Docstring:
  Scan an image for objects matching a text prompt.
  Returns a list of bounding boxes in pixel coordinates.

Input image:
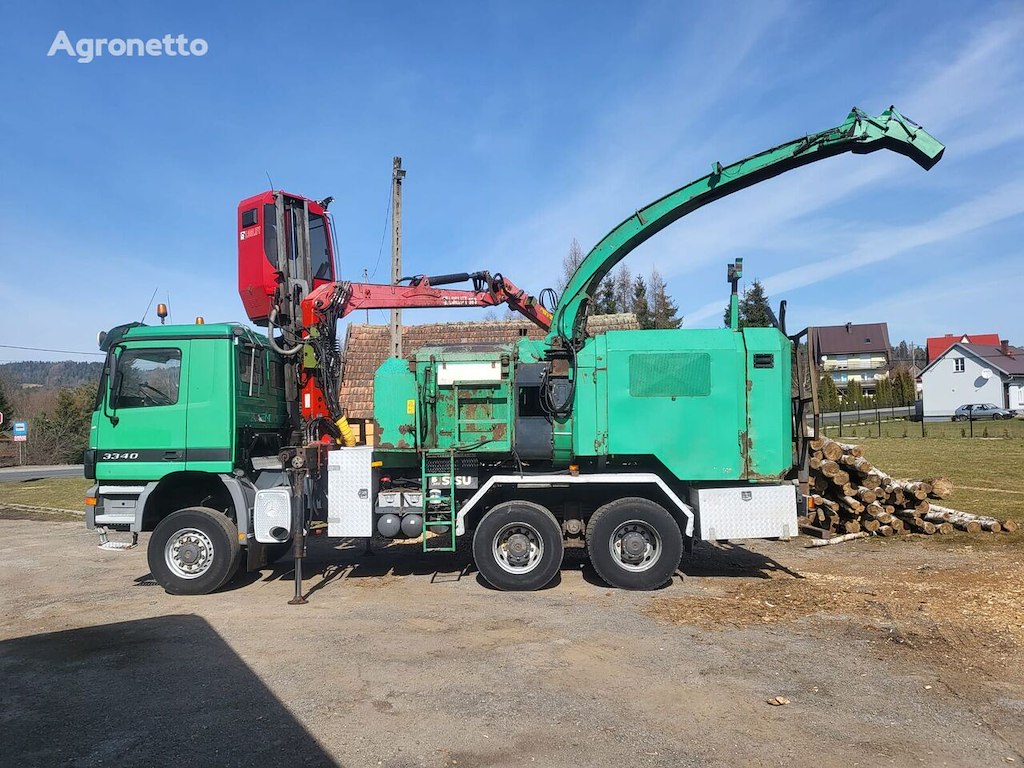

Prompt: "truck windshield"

[262,203,331,281]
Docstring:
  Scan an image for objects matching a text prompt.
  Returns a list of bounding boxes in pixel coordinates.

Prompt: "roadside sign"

[12,420,27,442]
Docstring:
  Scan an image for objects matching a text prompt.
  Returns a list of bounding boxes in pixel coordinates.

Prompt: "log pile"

[800,438,1019,538]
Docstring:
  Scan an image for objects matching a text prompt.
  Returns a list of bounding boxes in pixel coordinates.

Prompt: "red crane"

[237,190,551,428]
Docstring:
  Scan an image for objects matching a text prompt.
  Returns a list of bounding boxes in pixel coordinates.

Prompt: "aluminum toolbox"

[690,484,797,541]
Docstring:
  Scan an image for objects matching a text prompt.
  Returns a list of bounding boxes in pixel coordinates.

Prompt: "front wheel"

[473,501,563,591]
[148,507,241,595]
[586,498,682,590]
[955,415,968,422]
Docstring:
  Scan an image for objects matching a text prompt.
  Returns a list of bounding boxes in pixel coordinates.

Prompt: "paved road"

[0,465,83,482]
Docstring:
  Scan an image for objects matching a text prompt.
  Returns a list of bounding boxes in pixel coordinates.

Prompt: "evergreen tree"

[0,360,103,389]
[723,279,774,328]
[31,384,95,464]
[649,269,682,329]
[845,380,865,409]
[0,378,13,427]
[892,340,925,368]
[889,365,917,406]
[593,277,618,314]
[631,275,653,330]
[557,238,585,294]
[875,376,894,408]
[818,375,840,412]
[894,340,911,365]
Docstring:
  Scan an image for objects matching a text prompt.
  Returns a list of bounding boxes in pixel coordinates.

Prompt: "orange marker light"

[85,497,97,506]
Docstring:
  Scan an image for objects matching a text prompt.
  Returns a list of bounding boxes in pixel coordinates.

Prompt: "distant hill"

[0,360,103,389]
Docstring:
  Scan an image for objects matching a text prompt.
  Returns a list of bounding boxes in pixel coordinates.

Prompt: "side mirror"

[106,347,123,426]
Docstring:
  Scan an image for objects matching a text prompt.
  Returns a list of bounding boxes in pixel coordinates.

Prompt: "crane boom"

[550,106,944,345]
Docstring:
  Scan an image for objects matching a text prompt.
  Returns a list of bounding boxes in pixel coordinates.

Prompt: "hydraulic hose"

[267,307,304,356]
[336,416,357,447]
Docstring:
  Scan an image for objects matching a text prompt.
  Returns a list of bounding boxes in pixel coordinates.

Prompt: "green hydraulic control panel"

[401,344,515,454]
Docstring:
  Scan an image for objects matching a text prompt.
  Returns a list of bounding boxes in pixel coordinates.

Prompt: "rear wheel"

[473,501,563,591]
[586,497,682,590]
[148,507,241,595]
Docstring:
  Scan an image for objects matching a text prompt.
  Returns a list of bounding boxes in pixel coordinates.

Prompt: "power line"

[0,344,104,357]
[368,175,393,281]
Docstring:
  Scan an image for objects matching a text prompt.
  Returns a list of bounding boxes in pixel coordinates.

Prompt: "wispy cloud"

[685,180,1024,322]
[480,1,795,278]
[480,3,1024,344]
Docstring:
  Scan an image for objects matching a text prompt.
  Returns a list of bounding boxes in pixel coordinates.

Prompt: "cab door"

[94,342,189,482]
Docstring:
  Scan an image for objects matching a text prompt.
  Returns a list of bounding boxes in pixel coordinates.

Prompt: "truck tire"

[148,507,242,595]
[473,501,563,591]
[586,497,682,590]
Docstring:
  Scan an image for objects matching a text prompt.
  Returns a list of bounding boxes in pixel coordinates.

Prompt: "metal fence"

[809,407,1024,439]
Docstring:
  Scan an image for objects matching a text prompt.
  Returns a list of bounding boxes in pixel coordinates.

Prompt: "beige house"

[811,322,892,396]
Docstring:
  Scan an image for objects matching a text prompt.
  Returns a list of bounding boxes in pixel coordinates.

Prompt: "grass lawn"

[846,437,1024,521]
[0,477,91,511]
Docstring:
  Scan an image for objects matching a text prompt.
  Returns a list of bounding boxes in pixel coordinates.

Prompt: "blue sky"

[1,0,1022,364]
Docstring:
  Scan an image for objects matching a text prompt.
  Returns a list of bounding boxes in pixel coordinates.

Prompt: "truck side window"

[269,360,284,390]
[239,345,265,389]
[114,349,182,408]
[263,203,279,269]
[309,212,331,280]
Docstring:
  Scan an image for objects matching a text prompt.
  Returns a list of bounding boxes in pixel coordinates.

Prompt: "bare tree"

[613,264,632,315]
[557,238,586,294]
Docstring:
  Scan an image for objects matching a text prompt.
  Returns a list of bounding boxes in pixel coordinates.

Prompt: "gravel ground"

[1,514,1021,767]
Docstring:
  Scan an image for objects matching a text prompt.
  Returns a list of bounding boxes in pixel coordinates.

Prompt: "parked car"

[953,403,1017,421]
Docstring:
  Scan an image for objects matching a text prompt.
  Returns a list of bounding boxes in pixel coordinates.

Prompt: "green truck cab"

[85,322,290,593]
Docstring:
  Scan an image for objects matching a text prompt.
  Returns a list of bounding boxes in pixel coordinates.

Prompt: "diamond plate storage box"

[690,484,797,540]
[327,447,374,537]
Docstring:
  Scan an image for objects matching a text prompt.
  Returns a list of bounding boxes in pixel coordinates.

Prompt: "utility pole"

[390,156,406,358]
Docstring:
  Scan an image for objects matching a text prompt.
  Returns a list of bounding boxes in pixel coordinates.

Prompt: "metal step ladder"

[420,452,456,552]
[96,527,139,550]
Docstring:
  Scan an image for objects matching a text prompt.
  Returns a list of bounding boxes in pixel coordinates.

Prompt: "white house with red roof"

[925,333,1000,364]
[919,339,1024,419]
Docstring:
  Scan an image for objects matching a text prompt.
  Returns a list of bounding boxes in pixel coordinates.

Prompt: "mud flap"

[246,539,268,571]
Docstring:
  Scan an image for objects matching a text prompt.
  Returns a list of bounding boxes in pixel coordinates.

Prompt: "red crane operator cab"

[237,191,337,326]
